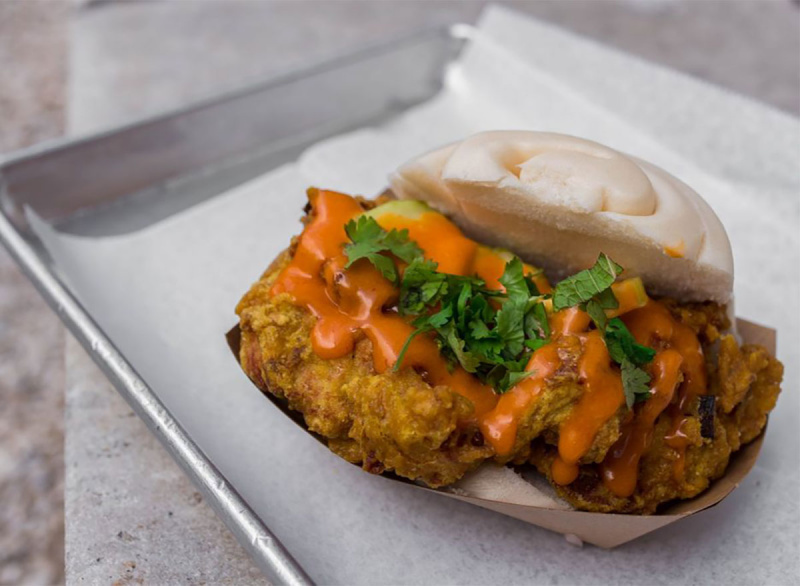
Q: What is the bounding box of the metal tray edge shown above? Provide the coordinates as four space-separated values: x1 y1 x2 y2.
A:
0 203 313 586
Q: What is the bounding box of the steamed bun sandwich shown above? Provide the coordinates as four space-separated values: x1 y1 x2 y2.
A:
234 131 782 515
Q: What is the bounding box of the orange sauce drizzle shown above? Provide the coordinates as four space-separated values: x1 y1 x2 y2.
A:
272 190 706 496
471 246 511 292
553 331 626 483
377 211 478 276
617 301 707 483
601 350 683 496
271 190 498 418
479 344 561 455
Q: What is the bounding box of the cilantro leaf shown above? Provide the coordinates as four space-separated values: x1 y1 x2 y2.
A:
380 225 423 263
524 301 550 341
344 215 423 284
344 213 383 250
552 253 623 311
481 358 532 392
498 368 534 390
440 322 481 373
604 317 656 409
469 335 504 359
495 299 526 356
525 338 550 351
595 287 619 310
583 287 619 332
585 298 608 332
495 259 535 357
427 304 453 329
605 318 656 366
366 253 400 284
469 318 493 340
456 282 472 331
498 257 529 302
620 358 652 408
399 257 446 315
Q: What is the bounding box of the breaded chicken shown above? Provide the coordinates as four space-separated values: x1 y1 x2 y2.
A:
235 195 782 513
526 305 783 513
237 251 624 487
238 251 491 487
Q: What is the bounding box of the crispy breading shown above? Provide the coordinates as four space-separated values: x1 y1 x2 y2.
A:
237 252 624 487
237 252 781 511
237 252 492 487
527 309 783 514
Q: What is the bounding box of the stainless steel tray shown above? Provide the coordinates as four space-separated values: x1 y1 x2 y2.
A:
0 26 465 585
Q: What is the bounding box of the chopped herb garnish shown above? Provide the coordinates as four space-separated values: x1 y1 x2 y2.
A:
594 286 620 311
620 358 652 408
342 213 656 404
585 287 620 332
524 301 550 341
393 255 548 393
552 253 622 311
584 298 609 332
344 215 423 284
525 337 550 352
605 318 656 367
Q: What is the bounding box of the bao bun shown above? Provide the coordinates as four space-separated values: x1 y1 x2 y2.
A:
389 131 733 303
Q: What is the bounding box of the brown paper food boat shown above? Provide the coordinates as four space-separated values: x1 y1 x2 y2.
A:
226 318 775 549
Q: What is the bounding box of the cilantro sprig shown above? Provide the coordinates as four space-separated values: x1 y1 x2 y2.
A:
606 318 656 407
395 256 546 392
343 213 656 405
343 216 423 284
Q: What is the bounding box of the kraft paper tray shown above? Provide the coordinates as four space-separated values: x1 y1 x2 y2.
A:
225 320 774 551
0 26 464 585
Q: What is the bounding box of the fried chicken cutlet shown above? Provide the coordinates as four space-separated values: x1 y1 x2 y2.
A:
235 189 782 513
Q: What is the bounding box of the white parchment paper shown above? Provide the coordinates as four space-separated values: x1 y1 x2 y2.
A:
34 7 799 584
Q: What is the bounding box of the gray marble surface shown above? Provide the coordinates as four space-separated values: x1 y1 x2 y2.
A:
0 2 67 584
64 338 266 585
53 1 800 584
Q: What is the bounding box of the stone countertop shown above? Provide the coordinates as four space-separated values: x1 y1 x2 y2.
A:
45 1 800 584
0 2 67 584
